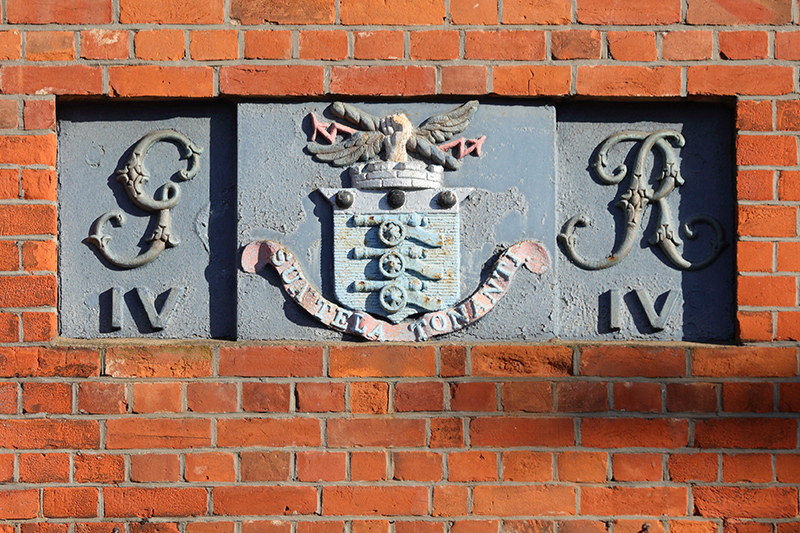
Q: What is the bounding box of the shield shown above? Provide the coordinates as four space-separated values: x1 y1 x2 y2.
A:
319 186 472 323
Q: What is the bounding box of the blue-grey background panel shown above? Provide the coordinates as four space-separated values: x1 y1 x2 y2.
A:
237 102 558 341
58 103 237 339
555 103 735 341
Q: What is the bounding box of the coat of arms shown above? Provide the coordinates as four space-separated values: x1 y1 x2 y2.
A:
242 101 550 341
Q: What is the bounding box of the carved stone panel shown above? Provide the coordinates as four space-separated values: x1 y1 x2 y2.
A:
58 103 236 338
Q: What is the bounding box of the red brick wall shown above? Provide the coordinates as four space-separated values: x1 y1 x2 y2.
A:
1 0 800 531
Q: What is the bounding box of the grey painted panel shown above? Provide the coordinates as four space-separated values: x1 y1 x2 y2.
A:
58 103 236 339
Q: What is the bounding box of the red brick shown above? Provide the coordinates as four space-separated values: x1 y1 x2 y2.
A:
135 30 184 60
578 0 679 23
0 135 55 167
738 275 797 306
394 451 443 481
130 525 180 533
450 0 498 23
0 382 17 414
738 135 798 167
231 0 334 24
297 382 345 412
503 0 569 23
130 453 180 482
328 418 425 447
689 66 794 96
506 522 560 533
106 345 212 378
666 383 717 412
692 346 797 377
410 30 459 60
395 381 443 412
613 382 661 412
582 418 688 448
106 419 211 449
502 382 552 412
109 66 213 97
21 524 69 533
298 523 344 533
244 30 292 60
187 382 236 413
0 31 22 60
242 382 291 413
433 486 469 517
185 452 235 482
737 101 772 132
465 31 544 61
190 30 238 61
19 452 69 482
0 314 17 343
330 346 435 377
552 30 601 60
218 418 320 447
132 382 182 413
780 170 800 200
739 240 773 273
22 240 57 270
22 382 71 414
662 31 712 60
451 382 496 411
221 346 323 376
608 32 657 61
669 453 718 482
502 451 552 481
299 30 347 60
578 66 680 97
74 454 125 483
354 31 404 60
723 382 773 412
687 0 791 24
78 382 126 414
720 31 769 60
613 453 662 482
1 66 102 95
352 523 389 533
472 346 572 376
723 454 772 482
557 451 607 482
0 347 100 378
557 382 608 412
777 101 800 131
776 32 800 60
738 311 773 342
0 453 12 482
581 346 684 377
351 381 388 414
581 487 686 516
0 100 17 129
473 486 575 516
339 0 445 24
323 486 428 516
297 451 346 482
0 240 17 270
694 487 797 518
8 0 112 23
776 454 800 482
242 522 290 533
120 0 223 23
330 66 435 96
240 451 290 481
493 65 571 96
695 418 797 449
351 451 387 481
395 524 443 533
81 30 128 60
43 487 98 518
470 417 574 447
442 66 487 95
724 523 775 533
737 169 773 201
670 522 717 533
105 487 208 517
558 522 606 533
0 489 38 519
448 451 496 482
779 383 800 412
430 417 464 448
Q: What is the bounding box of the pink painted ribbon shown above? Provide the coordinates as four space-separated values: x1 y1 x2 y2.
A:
242 240 550 342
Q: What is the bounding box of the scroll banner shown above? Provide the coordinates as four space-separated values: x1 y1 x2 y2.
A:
242 240 550 341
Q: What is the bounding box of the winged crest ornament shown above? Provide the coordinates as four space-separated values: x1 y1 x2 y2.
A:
242 102 550 341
